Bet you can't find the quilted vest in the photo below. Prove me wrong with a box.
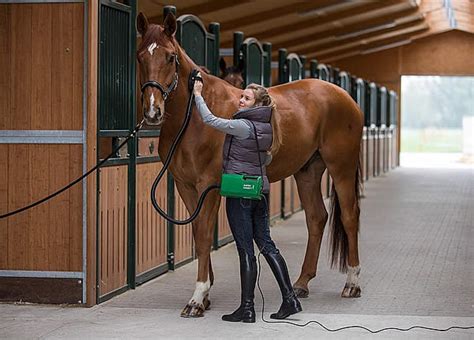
[222,106,273,193]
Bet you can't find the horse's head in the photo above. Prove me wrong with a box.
[219,58,244,89]
[137,12,179,126]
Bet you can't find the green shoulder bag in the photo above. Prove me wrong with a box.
[220,122,264,200]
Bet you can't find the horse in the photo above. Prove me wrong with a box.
[136,12,363,318]
[219,57,244,89]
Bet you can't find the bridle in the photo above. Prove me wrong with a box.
[140,53,180,102]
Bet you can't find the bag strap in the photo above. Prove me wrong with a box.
[223,135,233,172]
[249,121,264,179]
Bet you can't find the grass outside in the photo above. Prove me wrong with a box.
[401,128,463,153]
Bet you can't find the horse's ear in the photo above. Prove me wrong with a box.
[219,57,227,74]
[137,12,148,36]
[163,12,177,37]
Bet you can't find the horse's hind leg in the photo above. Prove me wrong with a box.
[292,154,328,298]
[326,162,362,298]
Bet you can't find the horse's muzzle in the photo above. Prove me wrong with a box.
[144,116,163,126]
[144,106,164,126]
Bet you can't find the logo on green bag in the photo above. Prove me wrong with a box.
[243,184,255,190]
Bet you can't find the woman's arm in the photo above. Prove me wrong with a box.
[193,79,251,138]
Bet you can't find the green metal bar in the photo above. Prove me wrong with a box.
[100,158,130,167]
[136,130,161,137]
[135,263,168,286]
[98,130,130,137]
[208,23,220,76]
[299,55,306,80]
[278,48,287,84]
[278,48,288,219]
[309,59,318,78]
[96,1,103,303]
[127,0,137,290]
[263,42,272,87]
[137,156,161,164]
[163,5,176,18]
[233,31,244,70]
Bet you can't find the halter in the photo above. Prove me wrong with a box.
[140,53,180,101]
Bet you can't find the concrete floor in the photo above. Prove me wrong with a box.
[1,167,473,339]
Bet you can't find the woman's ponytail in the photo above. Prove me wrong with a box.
[246,83,283,156]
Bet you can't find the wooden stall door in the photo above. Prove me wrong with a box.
[98,166,128,296]
[135,160,168,282]
[0,3,84,304]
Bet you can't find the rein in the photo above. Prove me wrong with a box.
[147,68,220,225]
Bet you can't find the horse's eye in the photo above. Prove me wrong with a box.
[168,54,175,63]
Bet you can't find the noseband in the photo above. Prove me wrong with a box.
[141,54,180,102]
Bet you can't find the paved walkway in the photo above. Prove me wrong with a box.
[1,167,473,339]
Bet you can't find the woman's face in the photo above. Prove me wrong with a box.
[239,89,256,109]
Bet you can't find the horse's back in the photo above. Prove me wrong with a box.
[270,78,363,136]
[267,78,363,179]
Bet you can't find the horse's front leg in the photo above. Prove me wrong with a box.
[176,181,221,318]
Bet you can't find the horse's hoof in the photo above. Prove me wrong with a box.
[341,285,361,298]
[293,286,309,298]
[203,295,211,310]
[180,302,205,318]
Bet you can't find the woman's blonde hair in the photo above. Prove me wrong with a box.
[246,83,282,156]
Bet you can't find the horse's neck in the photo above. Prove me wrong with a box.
[165,51,239,127]
[159,52,238,176]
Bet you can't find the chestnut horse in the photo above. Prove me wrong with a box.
[136,12,363,318]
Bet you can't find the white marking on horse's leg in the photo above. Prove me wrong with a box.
[345,265,361,287]
[189,279,211,305]
[147,42,158,56]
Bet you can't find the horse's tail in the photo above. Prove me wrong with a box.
[329,159,361,273]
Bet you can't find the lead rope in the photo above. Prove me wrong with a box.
[0,119,145,219]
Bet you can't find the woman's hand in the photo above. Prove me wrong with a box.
[193,73,203,96]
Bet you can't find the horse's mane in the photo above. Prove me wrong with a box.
[137,24,170,56]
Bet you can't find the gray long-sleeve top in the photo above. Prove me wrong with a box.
[194,95,272,165]
[195,95,253,139]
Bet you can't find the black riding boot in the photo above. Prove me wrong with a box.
[264,252,302,319]
[222,252,257,323]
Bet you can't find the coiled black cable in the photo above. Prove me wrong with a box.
[256,196,474,334]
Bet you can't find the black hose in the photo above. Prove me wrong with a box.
[149,71,220,225]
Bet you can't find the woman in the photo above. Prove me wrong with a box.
[193,76,302,323]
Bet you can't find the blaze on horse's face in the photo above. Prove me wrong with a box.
[136,12,177,126]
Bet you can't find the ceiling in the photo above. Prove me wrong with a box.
[138,0,474,63]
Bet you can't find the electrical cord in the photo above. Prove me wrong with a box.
[256,196,474,334]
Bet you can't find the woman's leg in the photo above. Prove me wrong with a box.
[253,194,302,319]
[223,197,257,323]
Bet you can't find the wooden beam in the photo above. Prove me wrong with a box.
[292,15,424,56]
[271,7,421,52]
[220,0,409,44]
[307,22,429,59]
[219,0,355,32]
[148,0,253,24]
